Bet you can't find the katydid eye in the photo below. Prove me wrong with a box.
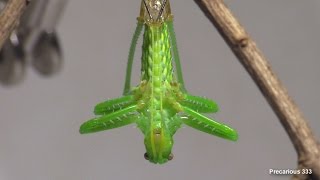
[168,153,174,160]
[144,152,149,160]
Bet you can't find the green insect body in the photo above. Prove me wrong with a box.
[80,0,238,164]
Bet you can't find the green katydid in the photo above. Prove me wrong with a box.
[80,0,238,164]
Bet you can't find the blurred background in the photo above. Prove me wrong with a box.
[0,0,319,180]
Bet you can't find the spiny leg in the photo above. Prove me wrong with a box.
[180,94,219,113]
[94,95,135,115]
[181,106,238,141]
[123,21,144,95]
[167,20,186,92]
[80,105,138,134]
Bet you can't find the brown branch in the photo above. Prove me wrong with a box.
[0,0,29,50]
[193,0,320,179]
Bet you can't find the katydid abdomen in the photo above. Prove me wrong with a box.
[137,22,179,164]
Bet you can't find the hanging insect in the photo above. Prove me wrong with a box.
[79,0,238,164]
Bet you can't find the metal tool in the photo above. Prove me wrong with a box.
[0,0,68,85]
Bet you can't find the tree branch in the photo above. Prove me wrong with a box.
[193,0,320,179]
[0,0,29,50]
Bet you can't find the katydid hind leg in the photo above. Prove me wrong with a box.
[181,106,238,141]
[123,21,144,95]
[168,21,186,92]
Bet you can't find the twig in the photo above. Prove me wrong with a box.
[193,0,320,179]
[0,0,29,50]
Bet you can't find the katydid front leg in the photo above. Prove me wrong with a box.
[80,105,138,134]
[181,106,238,141]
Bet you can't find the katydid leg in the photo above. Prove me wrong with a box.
[80,105,138,134]
[94,95,135,115]
[181,106,238,141]
[181,94,219,113]
[123,21,144,95]
[167,21,186,92]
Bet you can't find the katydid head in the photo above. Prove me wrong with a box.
[143,127,174,164]
[139,0,172,24]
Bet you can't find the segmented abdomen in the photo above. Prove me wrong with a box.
[140,21,175,132]
[141,22,173,90]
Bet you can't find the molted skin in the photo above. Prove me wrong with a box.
[79,0,238,165]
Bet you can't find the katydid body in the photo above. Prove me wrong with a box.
[80,0,238,164]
